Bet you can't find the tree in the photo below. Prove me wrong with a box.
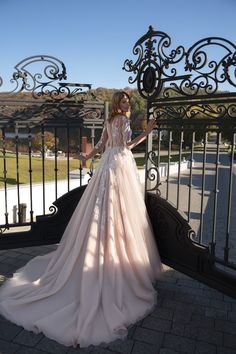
[32,131,59,152]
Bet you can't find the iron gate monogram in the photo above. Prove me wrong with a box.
[123,26,236,298]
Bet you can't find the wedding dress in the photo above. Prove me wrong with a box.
[0,115,163,348]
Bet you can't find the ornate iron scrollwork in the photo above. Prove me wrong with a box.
[123,26,236,100]
[0,227,8,235]
[124,26,236,195]
[153,103,236,120]
[0,55,103,126]
[48,205,58,216]
[146,151,161,195]
[10,55,67,95]
[123,25,186,100]
[34,99,104,125]
[5,55,91,100]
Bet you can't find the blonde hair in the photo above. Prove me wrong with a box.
[108,91,130,122]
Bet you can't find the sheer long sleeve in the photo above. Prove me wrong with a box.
[81,123,109,161]
[94,122,108,152]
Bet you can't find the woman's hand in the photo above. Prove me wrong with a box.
[78,153,87,163]
[145,118,156,135]
[127,118,156,149]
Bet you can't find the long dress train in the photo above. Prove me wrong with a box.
[0,114,163,348]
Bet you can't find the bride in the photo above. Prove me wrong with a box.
[0,91,163,348]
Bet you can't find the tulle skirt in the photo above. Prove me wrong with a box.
[0,146,163,348]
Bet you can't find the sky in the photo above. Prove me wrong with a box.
[0,0,235,91]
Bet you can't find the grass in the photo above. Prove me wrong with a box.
[0,154,80,187]
[0,152,191,187]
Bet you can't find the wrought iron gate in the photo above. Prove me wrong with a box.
[0,55,105,248]
[1,30,236,298]
[123,26,236,298]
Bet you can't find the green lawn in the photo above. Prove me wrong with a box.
[0,152,191,187]
[0,154,80,187]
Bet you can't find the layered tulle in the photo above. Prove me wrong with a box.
[0,146,163,348]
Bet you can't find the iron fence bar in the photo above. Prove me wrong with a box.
[28,127,34,223]
[15,125,21,223]
[144,103,150,196]
[66,124,70,192]
[214,256,236,271]
[54,127,58,200]
[199,131,208,244]
[211,132,220,256]
[157,130,161,168]
[1,128,9,226]
[187,131,195,223]
[91,127,95,148]
[0,221,31,229]
[156,129,161,195]
[41,125,46,215]
[224,132,236,263]
[90,127,95,172]
[166,130,172,200]
[176,130,183,210]
[79,127,82,186]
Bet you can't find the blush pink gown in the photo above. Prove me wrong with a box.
[0,115,163,348]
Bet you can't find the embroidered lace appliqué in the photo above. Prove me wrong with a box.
[94,115,132,152]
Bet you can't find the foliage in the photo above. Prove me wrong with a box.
[161,129,205,149]
[32,131,59,152]
[1,88,233,155]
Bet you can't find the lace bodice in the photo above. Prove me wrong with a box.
[94,115,132,151]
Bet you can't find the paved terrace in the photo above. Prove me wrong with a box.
[0,244,236,354]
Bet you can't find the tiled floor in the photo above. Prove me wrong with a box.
[0,245,236,354]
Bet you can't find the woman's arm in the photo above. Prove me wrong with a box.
[127,119,156,149]
[78,123,108,162]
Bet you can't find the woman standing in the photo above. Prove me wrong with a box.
[0,91,163,348]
